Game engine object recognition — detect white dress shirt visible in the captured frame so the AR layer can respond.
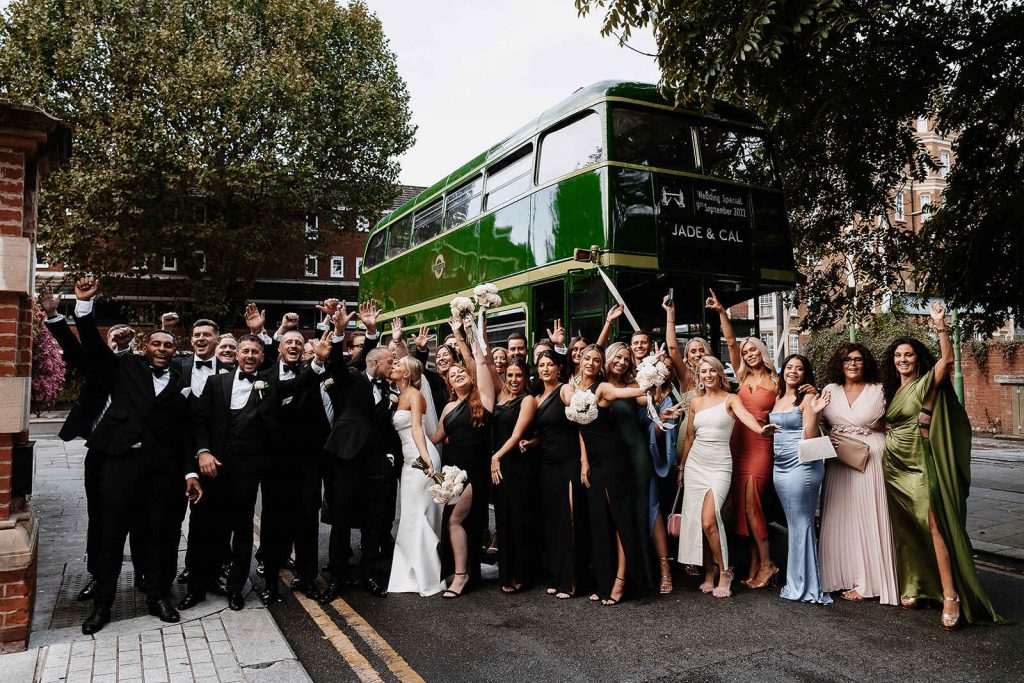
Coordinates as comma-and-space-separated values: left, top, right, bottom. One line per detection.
231, 369, 258, 409
191, 356, 216, 397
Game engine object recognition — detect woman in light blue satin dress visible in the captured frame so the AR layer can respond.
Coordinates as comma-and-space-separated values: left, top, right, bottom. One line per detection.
769, 354, 833, 605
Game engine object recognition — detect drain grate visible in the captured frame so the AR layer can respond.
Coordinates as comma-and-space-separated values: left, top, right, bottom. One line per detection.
50, 563, 187, 629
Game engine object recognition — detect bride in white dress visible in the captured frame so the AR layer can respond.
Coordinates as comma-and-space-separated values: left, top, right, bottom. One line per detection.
388, 356, 445, 596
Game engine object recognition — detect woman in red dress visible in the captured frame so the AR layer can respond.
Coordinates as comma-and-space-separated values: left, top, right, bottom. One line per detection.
708, 290, 781, 589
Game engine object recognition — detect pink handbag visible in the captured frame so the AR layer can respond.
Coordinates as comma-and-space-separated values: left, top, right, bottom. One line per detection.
667, 486, 684, 538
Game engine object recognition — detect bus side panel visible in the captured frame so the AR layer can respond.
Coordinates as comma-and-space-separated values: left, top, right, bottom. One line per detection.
530, 168, 606, 264
478, 197, 534, 284
750, 188, 796, 281
609, 166, 658, 254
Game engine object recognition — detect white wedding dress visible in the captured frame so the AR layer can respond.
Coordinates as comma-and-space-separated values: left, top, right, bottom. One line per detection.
387, 409, 445, 596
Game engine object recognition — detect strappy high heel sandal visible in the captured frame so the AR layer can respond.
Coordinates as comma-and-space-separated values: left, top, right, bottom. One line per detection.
442, 572, 468, 599
659, 557, 673, 595
941, 595, 962, 631
712, 568, 734, 598
602, 576, 626, 606
748, 563, 779, 590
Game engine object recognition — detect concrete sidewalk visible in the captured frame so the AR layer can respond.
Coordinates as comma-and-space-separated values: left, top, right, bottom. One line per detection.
0, 436, 311, 683
965, 437, 1024, 564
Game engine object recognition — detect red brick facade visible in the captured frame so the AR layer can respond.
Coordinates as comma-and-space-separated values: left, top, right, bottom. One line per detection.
0, 102, 71, 651
961, 345, 1024, 437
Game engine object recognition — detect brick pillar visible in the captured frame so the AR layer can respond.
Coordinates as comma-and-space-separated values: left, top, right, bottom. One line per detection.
0, 104, 70, 652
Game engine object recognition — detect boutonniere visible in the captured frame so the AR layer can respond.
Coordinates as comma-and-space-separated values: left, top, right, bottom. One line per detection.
219, 368, 229, 374
253, 380, 268, 399
389, 392, 399, 405
322, 378, 335, 390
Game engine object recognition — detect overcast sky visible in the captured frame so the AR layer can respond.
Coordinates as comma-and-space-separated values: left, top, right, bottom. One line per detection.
0, 0, 661, 185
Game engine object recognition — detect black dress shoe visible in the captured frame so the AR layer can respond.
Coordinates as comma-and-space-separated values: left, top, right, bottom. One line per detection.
177, 593, 206, 611
289, 577, 323, 601
255, 559, 265, 576
212, 575, 229, 596
76, 577, 97, 602
147, 598, 180, 623
258, 587, 282, 606
227, 591, 245, 611
318, 581, 341, 605
176, 568, 190, 584
364, 578, 387, 598
81, 605, 111, 635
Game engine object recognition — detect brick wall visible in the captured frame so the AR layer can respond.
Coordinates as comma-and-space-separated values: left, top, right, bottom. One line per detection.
961, 345, 1024, 437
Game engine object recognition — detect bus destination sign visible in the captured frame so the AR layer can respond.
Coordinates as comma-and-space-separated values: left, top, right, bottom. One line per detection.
656, 175, 753, 275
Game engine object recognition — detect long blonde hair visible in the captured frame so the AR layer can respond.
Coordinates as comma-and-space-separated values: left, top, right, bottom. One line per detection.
736, 337, 779, 385
398, 356, 423, 389
604, 342, 634, 383
697, 357, 730, 394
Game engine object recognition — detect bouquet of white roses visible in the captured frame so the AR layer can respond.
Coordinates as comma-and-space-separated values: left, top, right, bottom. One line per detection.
565, 388, 598, 425
636, 355, 671, 392
473, 283, 502, 309
450, 296, 475, 328
414, 458, 469, 505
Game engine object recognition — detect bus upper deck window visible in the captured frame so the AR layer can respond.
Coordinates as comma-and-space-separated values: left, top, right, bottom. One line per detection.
412, 199, 444, 245
484, 145, 533, 211
612, 107, 697, 172
443, 175, 483, 230
387, 214, 413, 259
364, 230, 387, 268
537, 111, 604, 185
699, 124, 776, 187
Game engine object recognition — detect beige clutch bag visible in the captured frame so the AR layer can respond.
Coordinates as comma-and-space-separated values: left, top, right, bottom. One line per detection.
830, 432, 871, 472
798, 436, 837, 463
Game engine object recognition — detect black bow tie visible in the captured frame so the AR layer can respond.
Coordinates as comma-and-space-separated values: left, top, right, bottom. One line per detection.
238, 371, 257, 383
281, 365, 297, 374
151, 367, 168, 378
196, 359, 213, 369
373, 378, 389, 392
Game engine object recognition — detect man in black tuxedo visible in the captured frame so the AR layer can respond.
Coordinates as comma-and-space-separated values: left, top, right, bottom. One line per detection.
66, 278, 201, 635
39, 285, 149, 603
180, 334, 284, 611
316, 302, 399, 602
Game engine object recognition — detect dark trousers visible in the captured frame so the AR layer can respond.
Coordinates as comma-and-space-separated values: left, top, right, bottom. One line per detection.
326, 450, 390, 584
186, 458, 266, 595
91, 449, 181, 605
85, 451, 146, 578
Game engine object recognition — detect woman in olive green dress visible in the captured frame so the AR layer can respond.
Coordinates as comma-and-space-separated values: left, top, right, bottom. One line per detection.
882, 301, 1005, 629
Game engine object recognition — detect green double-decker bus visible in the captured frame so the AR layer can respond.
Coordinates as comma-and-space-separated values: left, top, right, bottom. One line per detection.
359, 80, 795, 346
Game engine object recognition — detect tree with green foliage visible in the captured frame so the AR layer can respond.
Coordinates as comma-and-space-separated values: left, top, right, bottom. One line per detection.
576, 0, 1023, 333
0, 0, 415, 319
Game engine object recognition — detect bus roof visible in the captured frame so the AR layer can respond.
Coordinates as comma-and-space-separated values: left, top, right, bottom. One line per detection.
371, 80, 766, 237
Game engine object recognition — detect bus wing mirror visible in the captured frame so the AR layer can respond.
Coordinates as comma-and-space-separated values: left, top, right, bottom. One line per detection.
573, 245, 600, 263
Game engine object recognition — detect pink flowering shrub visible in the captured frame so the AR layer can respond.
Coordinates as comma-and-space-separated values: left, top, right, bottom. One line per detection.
31, 304, 65, 415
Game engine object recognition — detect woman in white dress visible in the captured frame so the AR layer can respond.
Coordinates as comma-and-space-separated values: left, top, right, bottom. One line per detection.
676, 357, 779, 598
387, 357, 445, 596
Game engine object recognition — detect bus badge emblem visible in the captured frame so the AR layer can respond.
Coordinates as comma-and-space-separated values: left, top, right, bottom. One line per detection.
432, 254, 446, 279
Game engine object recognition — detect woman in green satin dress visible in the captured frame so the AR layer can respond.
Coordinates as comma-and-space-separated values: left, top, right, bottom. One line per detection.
882, 301, 1005, 629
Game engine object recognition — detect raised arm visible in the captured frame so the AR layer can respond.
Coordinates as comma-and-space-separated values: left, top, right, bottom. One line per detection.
662, 295, 690, 390
450, 316, 476, 379
930, 301, 953, 386
595, 381, 645, 406
803, 392, 830, 440
596, 304, 624, 347
707, 289, 740, 372
727, 394, 779, 436
474, 333, 496, 412
69, 278, 117, 372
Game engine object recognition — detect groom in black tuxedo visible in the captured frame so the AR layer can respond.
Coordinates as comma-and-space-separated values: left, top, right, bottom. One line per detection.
316, 302, 400, 602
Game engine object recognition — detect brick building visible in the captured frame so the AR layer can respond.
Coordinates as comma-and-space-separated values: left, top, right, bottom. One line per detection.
37, 185, 425, 332
0, 101, 71, 651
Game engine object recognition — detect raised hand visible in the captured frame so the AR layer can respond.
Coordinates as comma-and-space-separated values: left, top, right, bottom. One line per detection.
659, 404, 683, 421
798, 383, 819, 396
244, 303, 266, 334
38, 283, 59, 316
111, 326, 136, 347
161, 312, 180, 331
317, 298, 340, 316
331, 301, 355, 331
652, 341, 667, 361
808, 391, 831, 415
662, 294, 675, 316
74, 276, 99, 301
312, 329, 332, 362
414, 325, 430, 350
546, 318, 565, 346
705, 288, 725, 313
930, 300, 946, 322
391, 317, 404, 342
606, 304, 624, 322
359, 300, 378, 333
280, 312, 300, 332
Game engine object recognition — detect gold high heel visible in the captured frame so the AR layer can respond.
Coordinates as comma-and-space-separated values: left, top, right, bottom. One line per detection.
941, 595, 962, 631
712, 567, 734, 598
659, 557, 673, 595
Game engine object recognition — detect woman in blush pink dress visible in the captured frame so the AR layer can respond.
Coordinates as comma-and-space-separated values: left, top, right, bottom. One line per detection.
818, 343, 898, 605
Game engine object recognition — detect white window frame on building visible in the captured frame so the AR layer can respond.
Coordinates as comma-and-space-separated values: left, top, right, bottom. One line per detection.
894, 192, 905, 221
920, 193, 932, 221
162, 256, 178, 272
940, 151, 950, 178
304, 255, 318, 277
788, 333, 800, 355
916, 117, 929, 133
758, 293, 774, 318
355, 257, 363, 278
761, 331, 776, 361
330, 256, 345, 279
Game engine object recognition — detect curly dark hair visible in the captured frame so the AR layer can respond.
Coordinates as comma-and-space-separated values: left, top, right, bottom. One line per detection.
824, 343, 880, 386
882, 336, 936, 404
777, 354, 816, 406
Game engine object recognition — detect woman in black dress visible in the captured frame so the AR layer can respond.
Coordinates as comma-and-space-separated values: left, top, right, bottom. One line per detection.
526, 350, 590, 599
490, 359, 538, 593
430, 332, 496, 598
574, 344, 653, 605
